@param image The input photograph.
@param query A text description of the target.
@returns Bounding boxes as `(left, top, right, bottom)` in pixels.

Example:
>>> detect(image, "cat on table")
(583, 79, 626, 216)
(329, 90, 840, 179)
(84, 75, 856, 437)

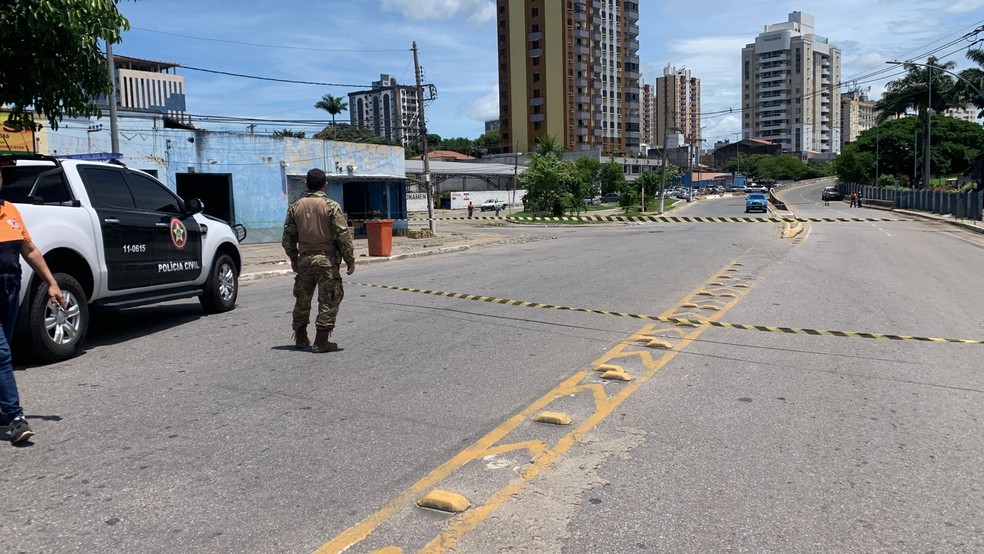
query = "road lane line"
(317, 259, 760, 553)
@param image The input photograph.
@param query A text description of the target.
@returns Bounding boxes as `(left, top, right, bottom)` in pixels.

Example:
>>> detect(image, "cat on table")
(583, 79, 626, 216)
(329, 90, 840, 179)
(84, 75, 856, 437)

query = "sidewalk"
(239, 218, 513, 281)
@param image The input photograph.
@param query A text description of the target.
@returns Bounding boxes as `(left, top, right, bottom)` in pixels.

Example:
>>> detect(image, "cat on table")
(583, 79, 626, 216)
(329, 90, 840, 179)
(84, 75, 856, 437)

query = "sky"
(113, 0, 984, 146)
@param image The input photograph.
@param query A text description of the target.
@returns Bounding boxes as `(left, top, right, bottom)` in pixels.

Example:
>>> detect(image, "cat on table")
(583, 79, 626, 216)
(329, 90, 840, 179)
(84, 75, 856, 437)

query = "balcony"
(625, 23, 640, 37)
(625, 38, 640, 51)
(528, 32, 543, 41)
(528, 48, 543, 58)
(576, 78, 588, 88)
(577, 110, 591, 119)
(530, 114, 545, 122)
(529, 98, 544, 106)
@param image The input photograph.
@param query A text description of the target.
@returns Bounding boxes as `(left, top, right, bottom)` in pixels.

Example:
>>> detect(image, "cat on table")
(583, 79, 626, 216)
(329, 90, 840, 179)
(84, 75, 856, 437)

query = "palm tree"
(877, 56, 958, 186)
(957, 49, 984, 118)
(534, 135, 562, 157)
(314, 94, 348, 139)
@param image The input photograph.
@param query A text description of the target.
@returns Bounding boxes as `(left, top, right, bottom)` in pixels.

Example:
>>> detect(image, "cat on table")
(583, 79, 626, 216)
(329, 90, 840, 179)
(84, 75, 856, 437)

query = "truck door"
(78, 166, 151, 291)
(125, 171, 202, 286)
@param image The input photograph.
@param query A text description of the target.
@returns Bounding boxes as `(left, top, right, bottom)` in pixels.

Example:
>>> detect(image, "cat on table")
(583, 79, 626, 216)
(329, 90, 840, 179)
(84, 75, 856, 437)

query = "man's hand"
(346, 262, 355, 276)
(290, 259, 298, 273)
(48, 284, 67, 309)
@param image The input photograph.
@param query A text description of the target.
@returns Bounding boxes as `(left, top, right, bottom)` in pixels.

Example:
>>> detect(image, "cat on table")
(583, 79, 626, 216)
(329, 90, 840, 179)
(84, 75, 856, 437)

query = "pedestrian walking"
(282, 168, 356, 353)
(850, 192, 857, 208)
(1, 170, 66, 443)
(495, 203, 501, 217)
(467, 201, 474, 219)
(823, 193, 830, 207)
(856, 190, 863, 208)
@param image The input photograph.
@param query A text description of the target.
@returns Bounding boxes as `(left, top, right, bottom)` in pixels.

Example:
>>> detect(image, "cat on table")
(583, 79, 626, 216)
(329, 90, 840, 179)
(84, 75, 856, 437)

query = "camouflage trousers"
(291, 254, 344, 331)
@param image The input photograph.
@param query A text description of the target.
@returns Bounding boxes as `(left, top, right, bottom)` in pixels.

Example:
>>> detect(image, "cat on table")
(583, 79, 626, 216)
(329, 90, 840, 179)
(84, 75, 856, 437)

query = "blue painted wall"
(44, 114, 406, 243)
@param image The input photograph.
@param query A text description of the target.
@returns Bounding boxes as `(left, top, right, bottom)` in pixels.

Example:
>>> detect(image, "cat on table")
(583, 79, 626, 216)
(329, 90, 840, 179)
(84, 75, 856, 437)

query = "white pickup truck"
(1, 154, 245, 363)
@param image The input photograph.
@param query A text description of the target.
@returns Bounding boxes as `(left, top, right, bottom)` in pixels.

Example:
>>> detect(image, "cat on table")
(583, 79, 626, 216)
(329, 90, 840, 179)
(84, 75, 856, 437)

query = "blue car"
(745, 192, 768, 213)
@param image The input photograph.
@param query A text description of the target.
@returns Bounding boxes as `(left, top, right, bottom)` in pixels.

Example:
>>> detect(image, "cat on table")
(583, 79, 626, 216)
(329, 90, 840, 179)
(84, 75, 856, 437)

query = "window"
(79, 167, 135, 209)
(532, 7, 538, 16)
(128, 172, 182, 213)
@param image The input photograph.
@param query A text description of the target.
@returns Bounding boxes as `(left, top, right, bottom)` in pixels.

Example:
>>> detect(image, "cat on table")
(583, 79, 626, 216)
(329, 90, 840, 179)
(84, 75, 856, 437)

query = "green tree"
(534, 135, 563, 156)
(0, 0, 130, 130)
(272, 129, 306, 138)
(314, 123, 392, 145)
(573, 157, 601, 195)
(519, 151, 579, 215)
(877, 56, 959, 186)
(957, 49, 984, 118)
(599, 162, 625, 195)
(314, 94, 348, 138)
(835, 115, 984, 186)
(474, 130, 501, 156)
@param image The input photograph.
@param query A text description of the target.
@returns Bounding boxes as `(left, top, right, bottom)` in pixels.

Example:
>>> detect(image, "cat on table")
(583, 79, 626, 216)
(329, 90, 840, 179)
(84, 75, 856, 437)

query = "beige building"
(741, 11, 842, 156)
(650, 64, 701, 149)
(840, 89, 878, 147)
(111, 55, 189, 126)
(496, 0, 641, 155)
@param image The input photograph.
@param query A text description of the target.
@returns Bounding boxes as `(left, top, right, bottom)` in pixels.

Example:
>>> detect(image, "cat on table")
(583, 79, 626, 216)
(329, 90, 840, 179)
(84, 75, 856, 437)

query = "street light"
(87, 124, 103, 153)
(886, 60, 984, 188)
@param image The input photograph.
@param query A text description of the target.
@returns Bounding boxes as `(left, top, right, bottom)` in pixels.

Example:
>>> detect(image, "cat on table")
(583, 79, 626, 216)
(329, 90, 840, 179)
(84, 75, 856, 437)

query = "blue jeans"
(0, 273, 23, 421)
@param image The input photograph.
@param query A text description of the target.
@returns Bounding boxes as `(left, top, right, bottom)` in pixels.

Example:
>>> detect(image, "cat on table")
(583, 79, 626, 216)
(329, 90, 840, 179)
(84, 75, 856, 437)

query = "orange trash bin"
(365, 219, 394, 257)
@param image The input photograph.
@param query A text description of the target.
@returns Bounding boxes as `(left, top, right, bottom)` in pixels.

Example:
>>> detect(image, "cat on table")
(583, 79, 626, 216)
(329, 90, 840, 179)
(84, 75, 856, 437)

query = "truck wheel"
(25, 273, 88, 363)
(200, 253, 238, 313)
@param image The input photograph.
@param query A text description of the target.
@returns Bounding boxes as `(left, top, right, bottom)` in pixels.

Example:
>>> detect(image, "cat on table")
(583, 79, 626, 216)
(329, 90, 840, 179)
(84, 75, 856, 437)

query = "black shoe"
(9, 417, 34, 443)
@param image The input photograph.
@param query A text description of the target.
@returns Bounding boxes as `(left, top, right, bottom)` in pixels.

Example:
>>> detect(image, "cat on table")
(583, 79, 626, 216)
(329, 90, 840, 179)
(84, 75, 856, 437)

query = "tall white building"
(741, 11, 841, 156)
(348, 74, 420, 146)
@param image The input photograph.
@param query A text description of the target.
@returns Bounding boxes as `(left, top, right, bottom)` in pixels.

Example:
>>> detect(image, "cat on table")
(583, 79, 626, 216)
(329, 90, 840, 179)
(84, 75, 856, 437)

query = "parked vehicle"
(601, 192, 621, 203)
(745, 192, 769, 213)
(1, 154, 246, 362)
(583, 196, 603, 206)
(480, 198, 507, 211)
(821, 186, 843, 201)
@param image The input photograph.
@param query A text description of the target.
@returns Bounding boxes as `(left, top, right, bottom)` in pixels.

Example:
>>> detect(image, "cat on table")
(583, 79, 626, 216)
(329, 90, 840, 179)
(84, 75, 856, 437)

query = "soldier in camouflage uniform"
(282, 168, 356, 353)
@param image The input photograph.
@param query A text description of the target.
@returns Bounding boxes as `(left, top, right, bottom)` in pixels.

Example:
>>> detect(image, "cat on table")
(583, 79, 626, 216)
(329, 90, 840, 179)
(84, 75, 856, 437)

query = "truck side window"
(34, 174, 73, 204)
(127, 172, 181, 214)
(79, 167, 136, 209)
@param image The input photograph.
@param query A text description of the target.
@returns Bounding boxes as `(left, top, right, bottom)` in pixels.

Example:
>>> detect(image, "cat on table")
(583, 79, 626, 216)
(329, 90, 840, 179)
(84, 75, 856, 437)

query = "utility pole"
(106, 41, 119, 155)
(925, 63, 932, 188)
(413, 41, 435, 233)
(658, 81, 669, 214)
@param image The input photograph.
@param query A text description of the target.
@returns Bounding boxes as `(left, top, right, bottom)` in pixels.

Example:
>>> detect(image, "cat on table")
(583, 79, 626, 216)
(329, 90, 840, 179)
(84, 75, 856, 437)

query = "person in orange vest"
(0, 169, 67, 443)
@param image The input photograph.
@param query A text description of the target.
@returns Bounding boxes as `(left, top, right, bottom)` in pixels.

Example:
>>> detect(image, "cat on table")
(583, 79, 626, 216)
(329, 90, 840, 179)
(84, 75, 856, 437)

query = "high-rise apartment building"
(348, 74, 420, 147)
(741, 11, 841, 156)
(840, 89, 878, 147)
(652, 64, 701, 149)
(496, 0, 641, 154)
(640, 80, 656, 147)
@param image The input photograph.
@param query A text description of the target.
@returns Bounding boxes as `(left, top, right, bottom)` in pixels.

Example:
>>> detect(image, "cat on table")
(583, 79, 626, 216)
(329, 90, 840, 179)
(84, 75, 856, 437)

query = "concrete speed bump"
(601, 369, 633, 381)
(533, 411, 573, 425)
(594, 363, 623, 373)
(642, 338, 674, 349)
(416, 490, 471, 513)
(369, 547, 403, 554)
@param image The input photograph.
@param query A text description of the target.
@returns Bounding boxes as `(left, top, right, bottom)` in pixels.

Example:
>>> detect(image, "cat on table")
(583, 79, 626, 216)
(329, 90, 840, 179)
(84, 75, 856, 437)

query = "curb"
(240, 244, 472, 281)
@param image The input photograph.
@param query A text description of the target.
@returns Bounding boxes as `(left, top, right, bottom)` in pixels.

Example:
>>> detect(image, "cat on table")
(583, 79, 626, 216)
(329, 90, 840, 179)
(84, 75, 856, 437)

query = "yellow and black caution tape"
(353, 282, 983, 344)
(406, 215, 904, 223)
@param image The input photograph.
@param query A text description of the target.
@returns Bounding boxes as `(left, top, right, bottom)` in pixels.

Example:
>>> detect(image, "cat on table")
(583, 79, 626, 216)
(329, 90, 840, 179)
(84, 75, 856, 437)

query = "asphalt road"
(5, 184, 984, 553)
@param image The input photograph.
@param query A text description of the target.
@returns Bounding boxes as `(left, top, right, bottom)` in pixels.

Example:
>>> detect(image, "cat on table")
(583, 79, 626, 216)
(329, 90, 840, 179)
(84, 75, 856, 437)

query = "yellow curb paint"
(700, 305, 722, 311)
(533, 412, 573, 425)
(369, 548, 403, 554)
(680, 302, 699, 308)
(595, 363, 623, 373)
(417, 491, 472, 513)
(697, 291, 715, 296)
(720, 293, 737, 298)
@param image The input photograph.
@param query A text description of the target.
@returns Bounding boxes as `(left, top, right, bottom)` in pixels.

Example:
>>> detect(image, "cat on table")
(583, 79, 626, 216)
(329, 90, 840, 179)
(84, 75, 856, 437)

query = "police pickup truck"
(1, 154, 245, 362)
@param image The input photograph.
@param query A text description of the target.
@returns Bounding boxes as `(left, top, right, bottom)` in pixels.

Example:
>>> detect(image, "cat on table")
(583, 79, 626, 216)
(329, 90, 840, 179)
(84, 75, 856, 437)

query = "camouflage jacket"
(282, 191, 355, 267)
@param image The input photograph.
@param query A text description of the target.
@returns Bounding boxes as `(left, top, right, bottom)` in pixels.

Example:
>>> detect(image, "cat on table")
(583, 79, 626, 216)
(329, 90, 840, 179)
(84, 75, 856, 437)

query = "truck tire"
(26, 273, 89, 363)
(200, 253, 238, 314)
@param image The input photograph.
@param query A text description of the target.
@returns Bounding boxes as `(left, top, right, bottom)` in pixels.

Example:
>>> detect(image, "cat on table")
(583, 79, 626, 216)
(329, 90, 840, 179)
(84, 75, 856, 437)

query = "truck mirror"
(186, 198, 204, 215)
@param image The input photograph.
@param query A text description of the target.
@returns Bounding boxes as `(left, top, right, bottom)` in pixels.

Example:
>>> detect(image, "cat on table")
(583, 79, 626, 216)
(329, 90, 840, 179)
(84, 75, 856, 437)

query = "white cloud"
(380, 0, 496, 23)
(458, 85, 499, 122)
(943, 0, 984, 12)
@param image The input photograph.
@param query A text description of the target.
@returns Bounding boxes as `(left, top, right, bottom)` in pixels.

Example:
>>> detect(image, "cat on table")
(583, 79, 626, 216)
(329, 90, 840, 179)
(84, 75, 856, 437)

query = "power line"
(180, 66, 371, 87)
